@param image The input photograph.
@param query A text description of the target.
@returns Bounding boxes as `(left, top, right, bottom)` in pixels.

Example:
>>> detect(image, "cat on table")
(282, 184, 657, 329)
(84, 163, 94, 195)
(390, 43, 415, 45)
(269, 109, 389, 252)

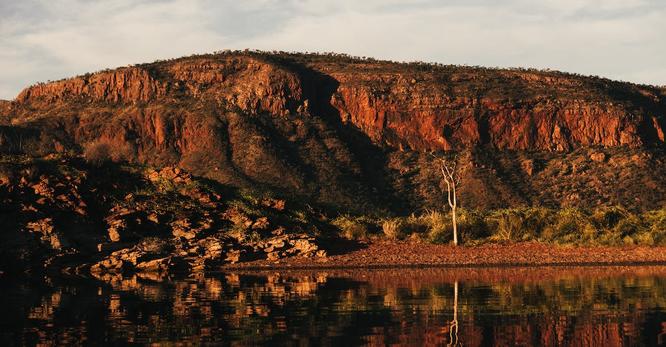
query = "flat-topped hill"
(2, 51, 665, 212)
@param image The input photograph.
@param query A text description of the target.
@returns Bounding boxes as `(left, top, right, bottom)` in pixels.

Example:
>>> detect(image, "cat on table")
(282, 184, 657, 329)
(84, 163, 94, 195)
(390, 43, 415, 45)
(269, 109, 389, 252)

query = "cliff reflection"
(2, 266, 666, 346)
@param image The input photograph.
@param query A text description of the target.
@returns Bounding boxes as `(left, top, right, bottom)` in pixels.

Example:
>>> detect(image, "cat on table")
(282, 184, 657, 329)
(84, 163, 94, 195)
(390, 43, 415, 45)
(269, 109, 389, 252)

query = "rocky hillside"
(2, 51, 665, 212)
(0, 155, 327, 275)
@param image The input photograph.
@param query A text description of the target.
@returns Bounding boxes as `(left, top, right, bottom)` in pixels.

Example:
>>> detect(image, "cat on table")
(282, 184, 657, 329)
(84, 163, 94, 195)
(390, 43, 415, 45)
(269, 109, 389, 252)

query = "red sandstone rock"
(16, 67, 167, 104)
(590, 152, 607, 162)
(11, 53, 664, 154)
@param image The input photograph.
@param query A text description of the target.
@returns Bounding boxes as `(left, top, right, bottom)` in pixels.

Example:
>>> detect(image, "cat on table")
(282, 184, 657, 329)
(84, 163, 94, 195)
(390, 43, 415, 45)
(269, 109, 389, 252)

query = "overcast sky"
(1, 0, 665, 99)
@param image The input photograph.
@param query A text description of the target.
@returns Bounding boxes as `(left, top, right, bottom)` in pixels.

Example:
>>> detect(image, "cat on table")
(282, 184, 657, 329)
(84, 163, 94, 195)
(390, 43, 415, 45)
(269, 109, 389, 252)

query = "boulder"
(590, 152, 607, 162)
(520, 159, 535, 176)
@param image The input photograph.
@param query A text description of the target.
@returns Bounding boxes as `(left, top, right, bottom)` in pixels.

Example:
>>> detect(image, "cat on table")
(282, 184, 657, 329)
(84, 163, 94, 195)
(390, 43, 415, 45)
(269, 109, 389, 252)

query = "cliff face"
(16, 68, 168, 105)
(13, 54, 666, 152)
(327, 69, 665, 152)
(5, 52, 666, 212)
(16, 57, 304, 116)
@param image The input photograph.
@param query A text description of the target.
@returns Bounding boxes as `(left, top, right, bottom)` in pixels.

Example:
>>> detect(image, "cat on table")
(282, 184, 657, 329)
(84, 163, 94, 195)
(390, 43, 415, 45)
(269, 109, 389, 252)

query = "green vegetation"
(331, 215, 376, 240)
(334, 206, 666, 246)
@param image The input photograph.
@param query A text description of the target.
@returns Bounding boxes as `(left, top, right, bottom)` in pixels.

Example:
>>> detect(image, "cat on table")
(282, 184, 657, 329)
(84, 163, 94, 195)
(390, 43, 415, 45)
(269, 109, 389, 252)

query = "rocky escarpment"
(3, 51, 666, 212)
(11, 53, 666, 152)
(15, 57, 304, 115)
(332, 81, 663, 151)
(16, 68, 167, 105)
(326, 66, 665, 152)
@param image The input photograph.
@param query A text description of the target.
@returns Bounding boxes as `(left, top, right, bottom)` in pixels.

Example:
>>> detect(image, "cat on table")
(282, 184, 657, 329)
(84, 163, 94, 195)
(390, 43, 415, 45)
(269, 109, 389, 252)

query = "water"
(2, 266, 666, 346)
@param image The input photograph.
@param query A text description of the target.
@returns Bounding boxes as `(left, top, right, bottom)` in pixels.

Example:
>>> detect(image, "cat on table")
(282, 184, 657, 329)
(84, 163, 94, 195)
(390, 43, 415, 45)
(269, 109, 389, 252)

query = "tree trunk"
(452, 207, 458, 246)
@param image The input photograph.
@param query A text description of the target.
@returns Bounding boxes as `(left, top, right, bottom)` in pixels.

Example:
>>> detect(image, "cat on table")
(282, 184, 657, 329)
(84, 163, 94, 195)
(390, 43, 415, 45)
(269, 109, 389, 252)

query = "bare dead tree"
(439, 156, 461, 246)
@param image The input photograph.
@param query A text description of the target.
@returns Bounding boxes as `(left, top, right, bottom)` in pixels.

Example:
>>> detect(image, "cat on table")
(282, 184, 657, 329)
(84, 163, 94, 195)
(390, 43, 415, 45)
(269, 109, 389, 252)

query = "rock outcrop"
(331, 83, 659, 151)
(16, 67, 167, 104)
(0, 156, 328, 275)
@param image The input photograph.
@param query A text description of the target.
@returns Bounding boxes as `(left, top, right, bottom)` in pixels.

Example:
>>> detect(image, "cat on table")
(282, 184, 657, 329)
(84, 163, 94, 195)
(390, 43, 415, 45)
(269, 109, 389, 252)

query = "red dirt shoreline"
(223, 240, 666, 270)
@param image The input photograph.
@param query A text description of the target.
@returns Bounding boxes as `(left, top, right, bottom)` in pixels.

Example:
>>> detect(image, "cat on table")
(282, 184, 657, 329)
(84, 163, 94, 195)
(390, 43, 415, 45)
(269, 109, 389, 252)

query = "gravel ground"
(223, 240, 666, 270)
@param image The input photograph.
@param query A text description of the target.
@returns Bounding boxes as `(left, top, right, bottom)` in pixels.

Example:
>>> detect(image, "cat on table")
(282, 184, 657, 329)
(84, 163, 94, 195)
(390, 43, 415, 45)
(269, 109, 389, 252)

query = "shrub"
(457, 209, 489, 243)
(428, 226, 452, 244)
(83, 139, 133, 167)
(83, 141, 112, 167)
(642, 208, 666, 245)
(591, 206, 628, 230)
(372, 207, 666, 246)
(382, 218, 408, 240)
(541, 208, 596, 244)
(522, 207, 553, 237)
(487, 209, 522, 241)
(403, 213, 430, 235)
(332, 215, 372, 240)
(632, 232, 656, 246)
(397, 210, 452, 244)
(419, 210, 449, 235)
(614, 214, 643, 237)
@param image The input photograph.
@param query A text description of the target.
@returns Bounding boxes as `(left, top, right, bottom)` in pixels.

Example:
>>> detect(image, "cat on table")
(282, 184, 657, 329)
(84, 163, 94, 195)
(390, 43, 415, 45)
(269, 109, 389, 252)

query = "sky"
(1, 0, 665, 99)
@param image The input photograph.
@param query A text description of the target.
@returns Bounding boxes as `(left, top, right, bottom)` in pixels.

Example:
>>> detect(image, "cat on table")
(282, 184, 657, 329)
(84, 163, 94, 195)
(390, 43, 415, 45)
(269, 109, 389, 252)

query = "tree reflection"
(448, 280, 461, 347)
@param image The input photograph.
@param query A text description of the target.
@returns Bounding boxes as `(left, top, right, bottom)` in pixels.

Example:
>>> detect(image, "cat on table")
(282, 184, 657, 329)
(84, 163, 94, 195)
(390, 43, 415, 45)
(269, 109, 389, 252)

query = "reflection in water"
(2, 267, 666, 345)
(449, 280, 460, 347)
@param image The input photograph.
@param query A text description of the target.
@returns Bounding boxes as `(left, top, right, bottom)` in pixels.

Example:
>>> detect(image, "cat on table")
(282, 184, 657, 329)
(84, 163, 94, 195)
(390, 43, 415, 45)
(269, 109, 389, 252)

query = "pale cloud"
(1, 0, 665, 99)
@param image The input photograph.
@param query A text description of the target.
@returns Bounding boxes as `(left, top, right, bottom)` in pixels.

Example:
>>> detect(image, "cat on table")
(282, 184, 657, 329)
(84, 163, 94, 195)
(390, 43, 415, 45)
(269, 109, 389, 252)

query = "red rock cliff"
(16, 67, 168, 104)
(11, 52, 666, 152)
(327, 68, 665, 151)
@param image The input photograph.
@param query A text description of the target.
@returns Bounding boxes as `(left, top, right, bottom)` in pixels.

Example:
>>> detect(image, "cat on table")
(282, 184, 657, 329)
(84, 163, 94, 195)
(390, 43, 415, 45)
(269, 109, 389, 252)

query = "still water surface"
(2, 266, 666, 346)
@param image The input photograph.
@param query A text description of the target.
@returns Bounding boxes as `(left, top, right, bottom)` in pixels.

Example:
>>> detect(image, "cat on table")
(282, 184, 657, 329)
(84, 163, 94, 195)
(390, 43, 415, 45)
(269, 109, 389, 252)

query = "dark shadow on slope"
(269, 57, 410, 215)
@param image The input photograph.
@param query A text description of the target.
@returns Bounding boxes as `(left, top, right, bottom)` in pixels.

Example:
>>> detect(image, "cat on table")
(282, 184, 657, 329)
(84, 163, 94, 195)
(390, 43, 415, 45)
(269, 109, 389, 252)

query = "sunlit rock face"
(3, 51, 666, 212)
(12, 54, 666, 152)
(329, 70, 665, 152)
